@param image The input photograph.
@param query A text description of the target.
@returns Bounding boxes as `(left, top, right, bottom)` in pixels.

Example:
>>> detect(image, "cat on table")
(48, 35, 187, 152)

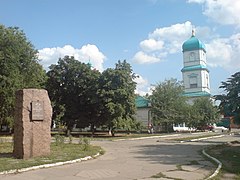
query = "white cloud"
(140, 39, 164, 52)
(134, 74, 153, 96)
(206, 33, 240, 70)
(206, 39, 232, 67)
(149, 21, 192, 41)
(133, 20, 240, 71)
(133, 21, 211, 64)
(186, 1, 240, 70)
(133, 51, 160, 64)
(188, 0, 240, 26)
(188, 0, 205, 3)
(38, 44, 106, 71)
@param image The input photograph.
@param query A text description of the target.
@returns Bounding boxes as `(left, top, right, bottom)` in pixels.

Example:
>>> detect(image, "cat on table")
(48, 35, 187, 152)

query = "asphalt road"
(1, 131, 239, 180)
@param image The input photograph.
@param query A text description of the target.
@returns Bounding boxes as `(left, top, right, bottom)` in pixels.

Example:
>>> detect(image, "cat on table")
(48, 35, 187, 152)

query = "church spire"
(192, 28, 195, 37)
(87, 57, 92, 68)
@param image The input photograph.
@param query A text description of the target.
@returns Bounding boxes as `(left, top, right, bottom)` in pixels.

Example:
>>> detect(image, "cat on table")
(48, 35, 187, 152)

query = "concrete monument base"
(13, 89, 52, 159)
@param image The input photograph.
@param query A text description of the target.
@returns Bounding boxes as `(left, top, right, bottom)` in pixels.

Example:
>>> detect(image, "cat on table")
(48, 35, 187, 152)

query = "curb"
(180, 134, 226, 143)
(202, 149, 222, 180)
(190, 134, 225, 142)
(113, 134, 181, 141)
(0, 152, 100, 175)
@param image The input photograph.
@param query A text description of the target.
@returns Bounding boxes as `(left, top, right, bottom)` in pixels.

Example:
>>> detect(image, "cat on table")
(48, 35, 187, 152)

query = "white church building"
(173, 30, 211, 131)
(181, 30, 211, 102)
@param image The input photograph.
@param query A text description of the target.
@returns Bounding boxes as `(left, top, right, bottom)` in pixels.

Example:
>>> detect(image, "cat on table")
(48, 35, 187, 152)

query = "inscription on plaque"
(31, 101, 44, 121)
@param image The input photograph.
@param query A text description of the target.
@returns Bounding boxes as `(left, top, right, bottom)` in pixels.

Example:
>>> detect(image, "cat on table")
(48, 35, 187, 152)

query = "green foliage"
(78, 135, 83, 144)
(46, 56, 101, 130)
(47, 58, 137, 134)
(0, 25, 47, 127)
(78, 136, 90, 151)
(191, 97, 220, 127)
(54, 134, 65, 146)
(150, 79, 187, 126)
(98, 60, 137, 135)
(82, 137, 90, 151)
(150, 79, 219, 130)
(215, 71, 240, 123)
(68, 134, 73, 144)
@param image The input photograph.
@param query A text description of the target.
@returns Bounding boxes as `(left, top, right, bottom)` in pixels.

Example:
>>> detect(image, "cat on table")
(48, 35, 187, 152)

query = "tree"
(98, 60, 137, 135)
(215, 72, 240, 123)
(0, 25, 47, 128)
(191, 97, 220, 128)
(150, 79, 188, 132)
(46, 56, 101, 132)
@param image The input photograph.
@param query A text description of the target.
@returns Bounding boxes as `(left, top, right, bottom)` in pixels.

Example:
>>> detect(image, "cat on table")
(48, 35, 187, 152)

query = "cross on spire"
(192, 28, 195, 37)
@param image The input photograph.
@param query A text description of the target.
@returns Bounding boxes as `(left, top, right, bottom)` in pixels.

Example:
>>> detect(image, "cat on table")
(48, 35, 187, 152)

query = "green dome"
(135, 96, 150, 108)
(182, 35, 206, 52)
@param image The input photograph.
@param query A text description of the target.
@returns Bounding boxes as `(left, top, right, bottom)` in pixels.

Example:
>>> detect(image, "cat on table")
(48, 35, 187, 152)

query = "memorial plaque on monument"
(31, 101, 44, 121)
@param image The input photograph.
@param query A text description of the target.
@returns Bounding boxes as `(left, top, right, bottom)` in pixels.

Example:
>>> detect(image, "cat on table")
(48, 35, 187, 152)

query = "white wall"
(135, 108, 150, 127)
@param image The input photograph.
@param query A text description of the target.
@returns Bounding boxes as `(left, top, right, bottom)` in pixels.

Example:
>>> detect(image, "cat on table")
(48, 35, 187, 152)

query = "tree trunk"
(66, 129, 71, 136)
(108, 127, 115, 136)
(90, 124, 95, 137)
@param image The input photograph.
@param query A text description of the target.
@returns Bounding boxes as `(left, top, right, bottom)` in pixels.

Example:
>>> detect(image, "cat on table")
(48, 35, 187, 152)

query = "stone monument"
(13, 89, 52, 159)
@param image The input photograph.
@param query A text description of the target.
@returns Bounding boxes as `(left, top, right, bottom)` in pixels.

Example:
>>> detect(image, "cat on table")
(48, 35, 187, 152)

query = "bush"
(54, 134, 65, 146)
(78, 136, 90, 151)
(68, 134, 73, 144)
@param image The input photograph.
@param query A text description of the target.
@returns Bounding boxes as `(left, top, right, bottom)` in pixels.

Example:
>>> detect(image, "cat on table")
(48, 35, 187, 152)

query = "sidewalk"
(0, 133, 216, 180)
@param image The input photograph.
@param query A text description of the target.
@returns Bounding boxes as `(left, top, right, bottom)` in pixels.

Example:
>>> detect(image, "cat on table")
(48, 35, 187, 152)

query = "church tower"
(181, 30, 210, 99)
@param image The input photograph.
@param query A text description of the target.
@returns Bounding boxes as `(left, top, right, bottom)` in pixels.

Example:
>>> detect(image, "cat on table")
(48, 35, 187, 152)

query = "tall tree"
(98, 60, 137, 135)
(150, 79, 187, 131)
(46, 56, 101, 131)
(215, 71, 240, 123)
(0, 25, 46, 127)
(191, 97, 220, 128)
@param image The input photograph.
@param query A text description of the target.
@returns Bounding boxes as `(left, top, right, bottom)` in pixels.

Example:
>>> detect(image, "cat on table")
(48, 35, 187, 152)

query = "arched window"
(188, 73, 198, 88)
(206, 74, 209, 88)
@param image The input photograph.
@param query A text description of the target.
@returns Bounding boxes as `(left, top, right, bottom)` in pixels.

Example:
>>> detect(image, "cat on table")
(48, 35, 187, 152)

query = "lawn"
(0, 140, 103, 173)
(206, 141, 240, 179)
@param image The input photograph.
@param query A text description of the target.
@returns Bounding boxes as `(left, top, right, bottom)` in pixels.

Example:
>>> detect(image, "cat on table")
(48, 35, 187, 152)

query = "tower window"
(189, 76, 197, 88)
(190, 83, 197, 88)
(206, 74, 209, 88)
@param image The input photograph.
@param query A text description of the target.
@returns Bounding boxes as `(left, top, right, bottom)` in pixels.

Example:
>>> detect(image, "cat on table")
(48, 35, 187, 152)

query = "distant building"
(135, 96, 151, 127)
(181, 29, 211, 103)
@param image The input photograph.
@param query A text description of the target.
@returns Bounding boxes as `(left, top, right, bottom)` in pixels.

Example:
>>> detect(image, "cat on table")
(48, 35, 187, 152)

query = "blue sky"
(1, 0, 240, 95)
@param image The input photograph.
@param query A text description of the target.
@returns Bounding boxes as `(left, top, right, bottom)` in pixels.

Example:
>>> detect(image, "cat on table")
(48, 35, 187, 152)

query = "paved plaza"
(1, 132, 239, 180)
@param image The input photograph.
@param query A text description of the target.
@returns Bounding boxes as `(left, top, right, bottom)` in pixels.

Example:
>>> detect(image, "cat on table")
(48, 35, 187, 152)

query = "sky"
(0, 0, 240, 96)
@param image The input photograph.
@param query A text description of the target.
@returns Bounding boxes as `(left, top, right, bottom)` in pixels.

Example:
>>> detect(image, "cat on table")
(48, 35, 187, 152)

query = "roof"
(182, 35, 206, 52)
(182, 91, 211, 97)
(181, 64, 209, 72)
(135, 96, 151, 108)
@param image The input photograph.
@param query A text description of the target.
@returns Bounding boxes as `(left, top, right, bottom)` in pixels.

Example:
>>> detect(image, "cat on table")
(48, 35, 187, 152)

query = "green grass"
(206, 142, 240, 179)
(207, 144, 240, 174)
(151, 172, 166, 178)
(176, 164, 185, 171)
(73, 133, 168, 141)
(0, 142, 103, 172)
